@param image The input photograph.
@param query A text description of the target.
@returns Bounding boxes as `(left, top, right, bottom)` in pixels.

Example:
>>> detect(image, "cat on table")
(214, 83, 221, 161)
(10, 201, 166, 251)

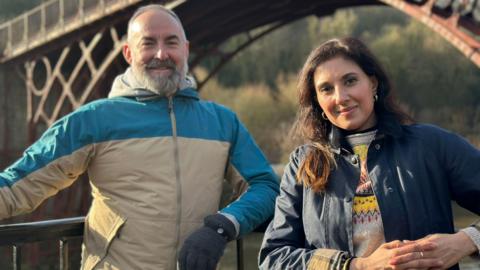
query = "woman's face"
(313, 56, 378, 132)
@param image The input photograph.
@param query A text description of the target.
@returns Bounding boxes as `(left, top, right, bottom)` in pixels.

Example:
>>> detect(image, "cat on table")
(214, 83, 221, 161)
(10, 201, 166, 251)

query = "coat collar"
(328, 114, 404, 153)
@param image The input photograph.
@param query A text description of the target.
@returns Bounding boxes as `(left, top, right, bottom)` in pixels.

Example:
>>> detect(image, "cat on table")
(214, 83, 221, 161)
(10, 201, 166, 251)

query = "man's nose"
(155, 47, 169, 60)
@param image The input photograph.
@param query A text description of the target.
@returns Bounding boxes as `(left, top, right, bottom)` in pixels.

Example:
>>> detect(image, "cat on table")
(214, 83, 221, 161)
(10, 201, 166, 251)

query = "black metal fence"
(1, 215, 478, 270)
(0, 217, 84, 270)
(0, 216, 247, 270)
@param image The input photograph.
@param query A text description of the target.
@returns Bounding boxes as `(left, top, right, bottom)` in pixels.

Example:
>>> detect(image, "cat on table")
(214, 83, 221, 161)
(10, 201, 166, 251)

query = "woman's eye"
(345, 77, 357, 85)
(319, 86, 333, 93)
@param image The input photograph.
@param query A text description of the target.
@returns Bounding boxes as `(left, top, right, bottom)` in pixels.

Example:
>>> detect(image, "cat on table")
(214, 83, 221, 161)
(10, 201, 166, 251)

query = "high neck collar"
(328, 114, 404, 152)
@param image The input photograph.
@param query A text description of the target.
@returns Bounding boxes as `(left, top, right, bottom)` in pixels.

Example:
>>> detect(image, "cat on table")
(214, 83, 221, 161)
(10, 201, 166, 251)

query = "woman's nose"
(333, 87, 349, 104)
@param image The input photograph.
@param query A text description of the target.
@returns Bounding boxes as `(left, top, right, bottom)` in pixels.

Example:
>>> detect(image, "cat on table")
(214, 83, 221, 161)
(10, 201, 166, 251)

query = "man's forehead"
(130, 10, 184, 38)
(130, 21, 143, 34)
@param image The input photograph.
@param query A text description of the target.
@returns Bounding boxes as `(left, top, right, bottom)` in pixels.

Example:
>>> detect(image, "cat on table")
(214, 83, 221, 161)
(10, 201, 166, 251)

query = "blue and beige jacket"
(0, 74, 279, 270)
(259, 117, 480, 270)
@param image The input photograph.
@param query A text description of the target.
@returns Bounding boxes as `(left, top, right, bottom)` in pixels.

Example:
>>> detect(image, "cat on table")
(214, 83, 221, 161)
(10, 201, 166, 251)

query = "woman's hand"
(389, 232, 477, 270)
(349, 240, 439, 270)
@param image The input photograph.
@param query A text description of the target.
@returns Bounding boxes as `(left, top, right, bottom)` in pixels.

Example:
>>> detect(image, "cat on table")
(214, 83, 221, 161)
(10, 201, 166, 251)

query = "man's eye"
(142, 41, 155, 46)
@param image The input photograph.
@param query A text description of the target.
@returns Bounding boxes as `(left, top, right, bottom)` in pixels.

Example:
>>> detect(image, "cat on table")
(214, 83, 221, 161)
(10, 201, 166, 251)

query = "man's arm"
(218, 114, 279, 236)
(178, 112, 279, 270)
(0, 112, 95, 219)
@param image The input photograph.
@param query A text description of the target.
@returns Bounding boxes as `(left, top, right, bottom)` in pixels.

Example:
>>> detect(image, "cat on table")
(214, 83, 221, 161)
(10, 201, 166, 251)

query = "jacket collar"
(328, 113, 404, 153)
(173, 88, 200, 100)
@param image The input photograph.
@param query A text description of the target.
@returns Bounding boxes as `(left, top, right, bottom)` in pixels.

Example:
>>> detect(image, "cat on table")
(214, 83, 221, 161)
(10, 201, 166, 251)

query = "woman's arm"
(259, 146, 352, 269)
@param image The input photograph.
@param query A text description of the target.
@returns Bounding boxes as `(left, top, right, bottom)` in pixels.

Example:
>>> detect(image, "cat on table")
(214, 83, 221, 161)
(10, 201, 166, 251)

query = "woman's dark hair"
(295, 37, 413, 192)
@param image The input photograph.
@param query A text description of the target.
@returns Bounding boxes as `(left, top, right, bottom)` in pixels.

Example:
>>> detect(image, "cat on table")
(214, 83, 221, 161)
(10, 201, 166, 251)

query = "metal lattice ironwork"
(0, 0, 143, 63)
(8, 0, 480, 140)
(24, 26, 125, 138)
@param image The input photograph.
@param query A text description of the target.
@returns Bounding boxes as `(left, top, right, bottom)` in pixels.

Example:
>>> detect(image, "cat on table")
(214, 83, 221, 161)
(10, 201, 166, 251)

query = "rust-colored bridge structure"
(0, 0, 479, 268)
(0, 0, 479, 141)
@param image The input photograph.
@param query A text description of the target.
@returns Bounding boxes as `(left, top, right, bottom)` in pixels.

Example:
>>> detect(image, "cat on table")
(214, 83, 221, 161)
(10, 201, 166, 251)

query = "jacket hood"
(108, 67, 198, 100)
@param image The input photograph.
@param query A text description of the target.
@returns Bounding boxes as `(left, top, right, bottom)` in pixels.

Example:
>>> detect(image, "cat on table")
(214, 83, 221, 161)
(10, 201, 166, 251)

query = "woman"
(259, 37, 480, 270)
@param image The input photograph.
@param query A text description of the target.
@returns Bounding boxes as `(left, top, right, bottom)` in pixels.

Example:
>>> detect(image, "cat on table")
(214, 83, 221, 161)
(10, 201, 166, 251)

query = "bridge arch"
(0, 1, 479, 256)
(1, 0, 478, 137)
(380, 0, 480, 67)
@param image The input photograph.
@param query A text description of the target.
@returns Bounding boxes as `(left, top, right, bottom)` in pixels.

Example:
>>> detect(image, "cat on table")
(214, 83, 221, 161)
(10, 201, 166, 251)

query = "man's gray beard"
(133, 66, 181, 97)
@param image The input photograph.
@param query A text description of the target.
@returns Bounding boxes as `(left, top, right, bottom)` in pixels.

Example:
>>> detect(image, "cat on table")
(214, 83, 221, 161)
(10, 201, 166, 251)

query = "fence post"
(59, 239, 69, 270)
(12, 244, 21, 270)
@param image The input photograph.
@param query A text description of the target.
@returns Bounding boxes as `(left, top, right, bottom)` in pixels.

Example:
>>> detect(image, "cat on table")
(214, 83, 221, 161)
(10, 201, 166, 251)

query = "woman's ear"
(370, 76, 379, 94)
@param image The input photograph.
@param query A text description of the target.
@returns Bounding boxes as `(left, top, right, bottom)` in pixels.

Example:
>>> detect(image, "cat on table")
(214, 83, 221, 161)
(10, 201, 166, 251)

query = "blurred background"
(0, 0, 479, 269)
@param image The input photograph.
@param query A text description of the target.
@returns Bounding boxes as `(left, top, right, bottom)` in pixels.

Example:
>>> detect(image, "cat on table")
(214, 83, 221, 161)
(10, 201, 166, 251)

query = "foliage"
(202, 19, 314, 90)
(200, 68, 298, 163)
(368, 17, 480, 138)
(197, 5, 480, 163)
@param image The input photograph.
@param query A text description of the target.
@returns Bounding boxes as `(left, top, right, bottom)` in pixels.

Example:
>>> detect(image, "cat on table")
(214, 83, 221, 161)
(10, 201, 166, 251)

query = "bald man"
(0, 4, 279, 270)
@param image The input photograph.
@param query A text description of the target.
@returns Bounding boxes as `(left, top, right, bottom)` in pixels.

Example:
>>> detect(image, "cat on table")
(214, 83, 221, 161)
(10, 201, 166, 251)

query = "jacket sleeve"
(0, 112, 95, 219)
(219, 114, 279, 236)
(258, 146, 349, 270)
(433, 127, 480, 215)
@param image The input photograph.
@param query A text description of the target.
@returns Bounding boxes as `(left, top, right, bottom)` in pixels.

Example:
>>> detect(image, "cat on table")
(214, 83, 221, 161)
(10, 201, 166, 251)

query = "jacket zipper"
(168, 96, 183, 264)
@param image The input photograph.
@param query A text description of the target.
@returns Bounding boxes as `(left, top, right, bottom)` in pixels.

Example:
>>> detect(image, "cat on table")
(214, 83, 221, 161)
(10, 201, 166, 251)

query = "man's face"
(123, 9, 189, 96)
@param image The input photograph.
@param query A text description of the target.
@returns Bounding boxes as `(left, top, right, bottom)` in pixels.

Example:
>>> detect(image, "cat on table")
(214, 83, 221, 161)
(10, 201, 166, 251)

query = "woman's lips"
(337, 106, 356, 116)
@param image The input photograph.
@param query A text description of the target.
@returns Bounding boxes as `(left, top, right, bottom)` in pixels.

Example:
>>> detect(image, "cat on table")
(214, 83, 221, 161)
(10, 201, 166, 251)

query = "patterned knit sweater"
(345, 130, 385, 257)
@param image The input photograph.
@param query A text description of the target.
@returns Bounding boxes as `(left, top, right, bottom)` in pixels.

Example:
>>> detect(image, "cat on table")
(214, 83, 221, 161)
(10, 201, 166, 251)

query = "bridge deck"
(1, 0, 480, 66)
(0, 0, 144, 63)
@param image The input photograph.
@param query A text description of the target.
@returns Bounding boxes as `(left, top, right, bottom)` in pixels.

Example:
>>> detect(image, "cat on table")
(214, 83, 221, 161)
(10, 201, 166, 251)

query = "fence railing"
(0, 0, 142, 62)
(0, 215, 479, 269)
(0, 216, 248, 270)
(0, 216, 84, 270)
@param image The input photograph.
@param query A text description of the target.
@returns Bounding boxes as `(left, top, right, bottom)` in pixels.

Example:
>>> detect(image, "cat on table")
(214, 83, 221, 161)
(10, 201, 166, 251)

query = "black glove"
(178, 214, 236, 270)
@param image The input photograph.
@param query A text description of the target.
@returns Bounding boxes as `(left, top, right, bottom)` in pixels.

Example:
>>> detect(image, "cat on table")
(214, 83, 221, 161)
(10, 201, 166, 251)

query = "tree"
(199, 5, 480, 161)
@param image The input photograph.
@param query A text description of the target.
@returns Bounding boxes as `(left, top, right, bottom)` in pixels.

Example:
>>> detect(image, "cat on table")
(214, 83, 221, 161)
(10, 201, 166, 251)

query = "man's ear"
(184, 40, 190, 59)
(123, 43, 132, 64)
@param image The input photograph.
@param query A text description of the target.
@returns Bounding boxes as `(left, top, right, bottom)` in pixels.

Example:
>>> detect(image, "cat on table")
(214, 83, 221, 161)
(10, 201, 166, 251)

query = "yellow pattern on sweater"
(352, 144, 385, 257)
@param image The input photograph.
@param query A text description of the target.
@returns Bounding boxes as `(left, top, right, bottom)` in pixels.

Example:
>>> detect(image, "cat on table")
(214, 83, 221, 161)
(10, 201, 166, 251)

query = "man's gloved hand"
(178, 213, 236, 270)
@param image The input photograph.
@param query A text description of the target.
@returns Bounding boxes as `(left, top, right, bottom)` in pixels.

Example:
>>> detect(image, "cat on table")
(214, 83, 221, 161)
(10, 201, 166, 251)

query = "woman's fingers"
(389, 250, 425, 264)
(389, 256, 443, 269)
(391, 240, 437, 257)
(385, 239, 441, 270)
(383, 240, 414, 249)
